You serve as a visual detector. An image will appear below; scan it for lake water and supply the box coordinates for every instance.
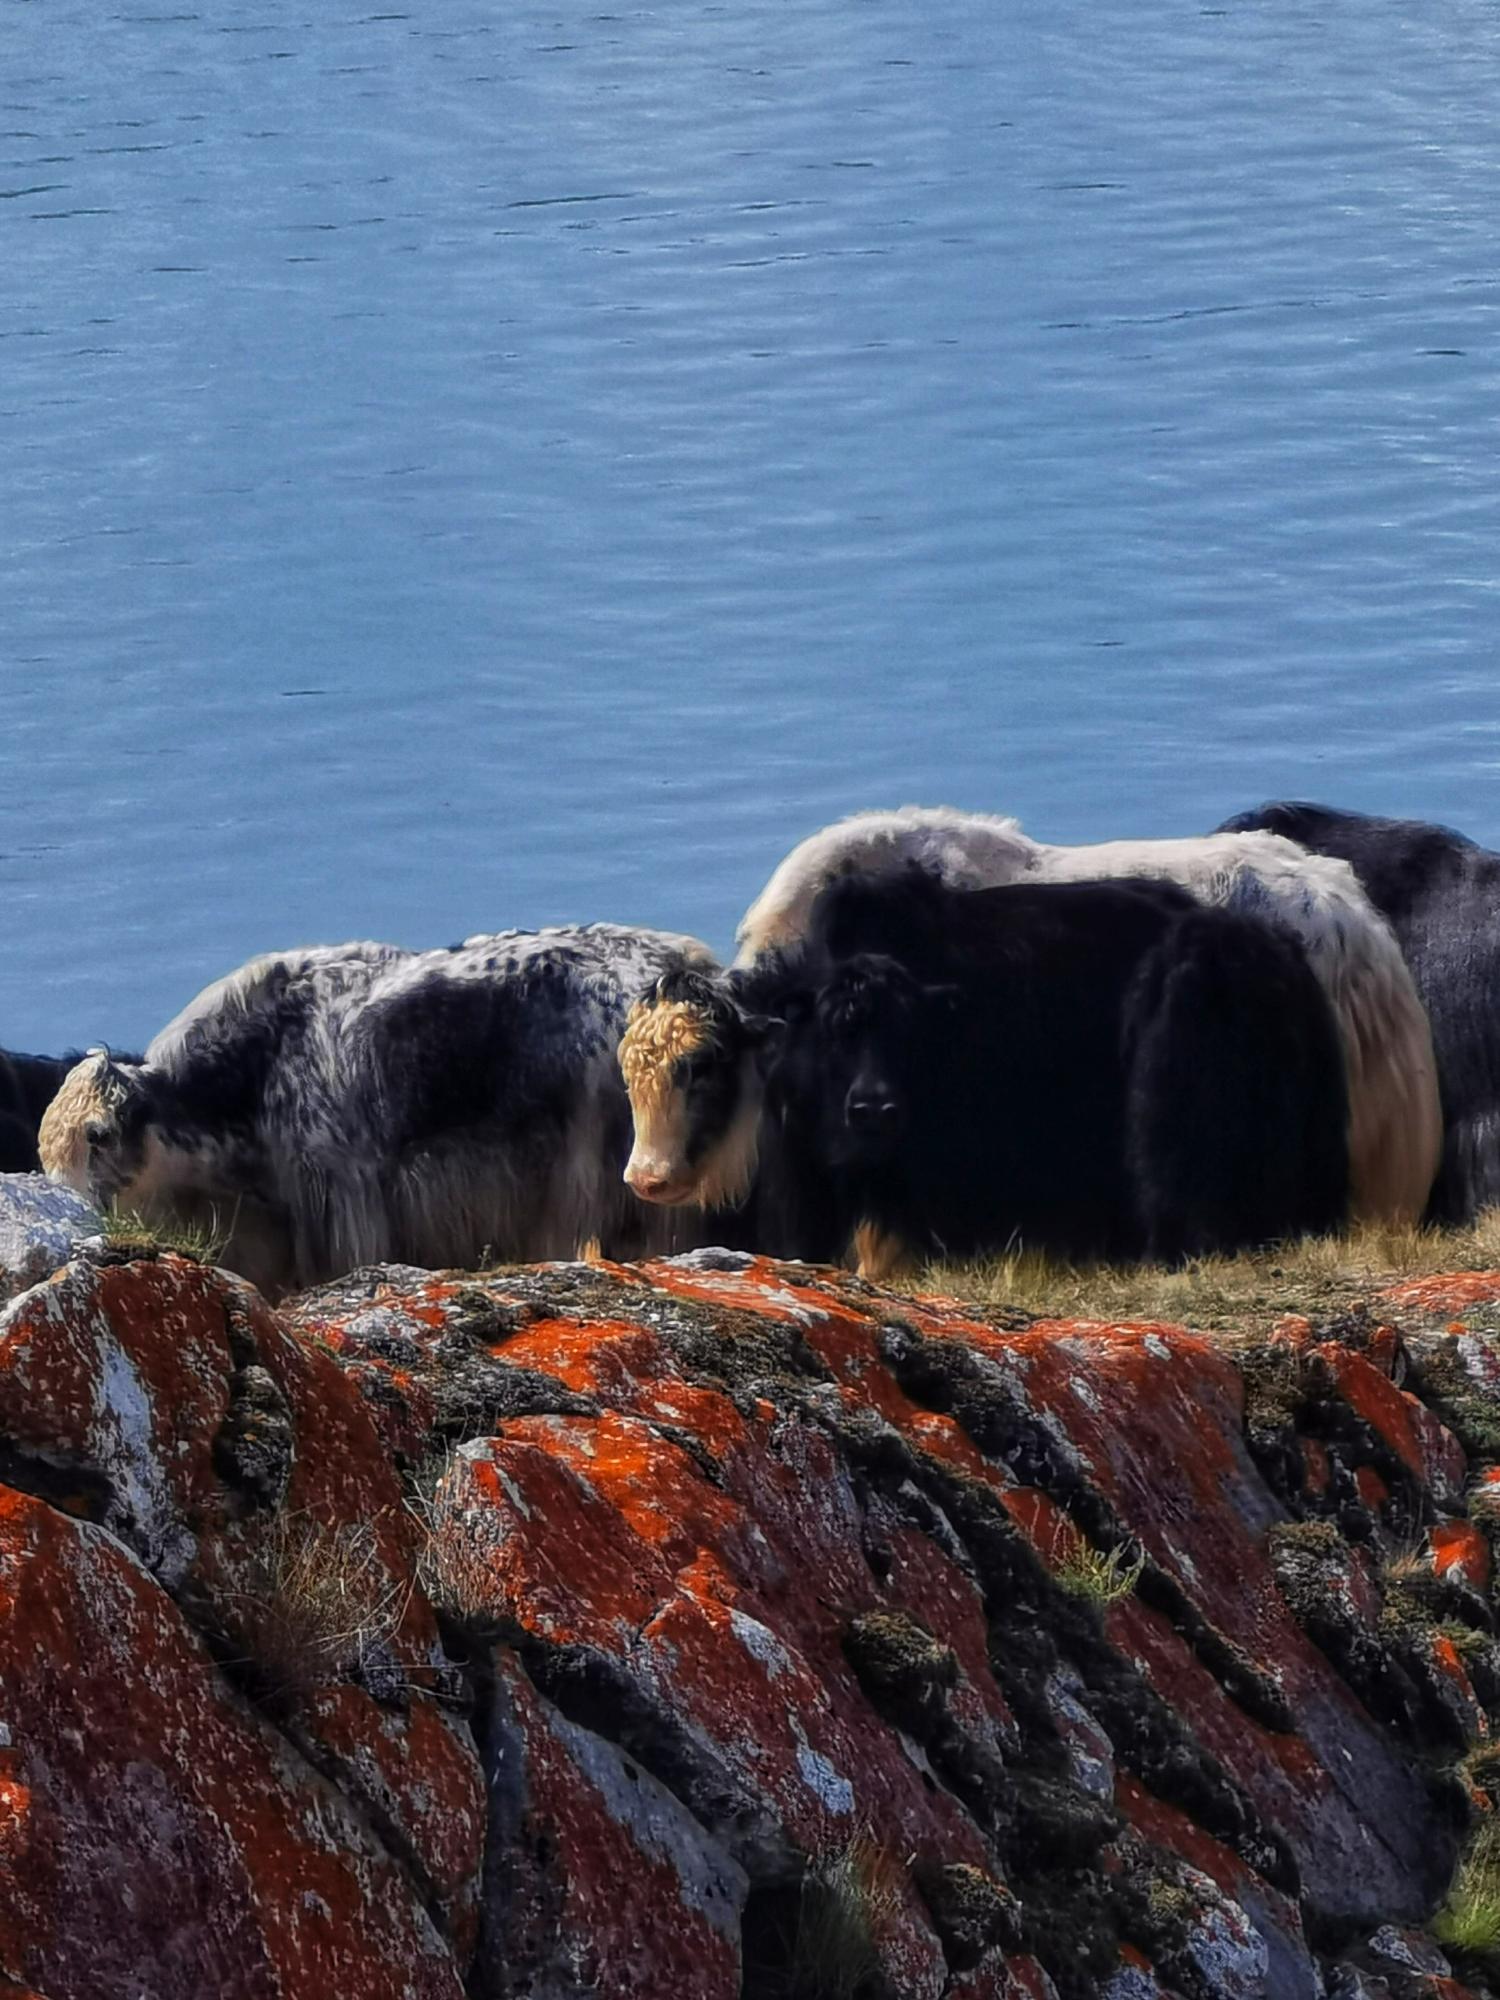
[6,0,1500,1052]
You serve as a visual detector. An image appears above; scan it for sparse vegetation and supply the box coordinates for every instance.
[1434,1822,1500,1966]
[1052,1537,1146,1608]
[102,1203,230,1267]
[407,1450,500,1630]
[219,1509,409,1702]
[919,1212,1500,1338]
[1383,1536,1438,1589]
[742,1835,901,2000]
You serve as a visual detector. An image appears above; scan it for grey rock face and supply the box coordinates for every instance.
[0,1172,103,1302]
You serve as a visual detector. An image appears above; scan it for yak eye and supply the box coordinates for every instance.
[84,1120,108,1147]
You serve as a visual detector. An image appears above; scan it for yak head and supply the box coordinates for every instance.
[805,955,959,1168]
[38,1048,156,1209]
[618,967,780,1210]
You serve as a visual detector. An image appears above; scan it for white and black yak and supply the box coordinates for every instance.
[40,924,720,1296]
[621,805,1441,1230]
[770,871,1350,1273]
[1219,799,1500,1223]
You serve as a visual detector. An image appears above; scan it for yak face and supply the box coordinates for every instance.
[618,968,778,1210]
[38,1049,154,1207]
[808,957,957,1169]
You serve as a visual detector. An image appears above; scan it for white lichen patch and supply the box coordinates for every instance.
[729,1606,794,1680]
[93,1334,196,1589]
[1178,1868,1269,2000]
[790,1720,855,1816]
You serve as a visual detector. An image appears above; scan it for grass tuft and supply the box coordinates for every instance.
[1053,1538,1146,1607]
[793,1837,899,2000]
[1383,1537,1437,1588]
[1434,1823,1500,1963]
[219,1510,409,1702]
[406,1451,501,1630]
[743,1834,900,2000]
[102,1203,230,1267]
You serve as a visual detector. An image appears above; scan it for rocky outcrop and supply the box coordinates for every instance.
[1,1192,1499,1998]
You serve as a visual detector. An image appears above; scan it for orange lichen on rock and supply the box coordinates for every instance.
[1,1222,1497,1998]
[1383,1271,1500,1315]
[0,1486,464,1998]
[1431,1518,1492,1590]
[1312,1340,1467,1502]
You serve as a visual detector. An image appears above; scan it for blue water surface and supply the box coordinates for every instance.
[5,0,1500,1049]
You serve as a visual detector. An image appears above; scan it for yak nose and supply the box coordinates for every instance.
[625,1162,677,1201]
[846,1093,900,1132]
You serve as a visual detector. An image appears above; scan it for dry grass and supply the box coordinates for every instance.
[407,1451,501,1630]
[220,1510,409,1701]
[917,1212,1500,1339]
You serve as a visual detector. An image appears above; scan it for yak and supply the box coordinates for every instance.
[41,924,720,1297]
[621,805,1439,1232]
[1219,799,1500,1223]
[0,1048,96,1172]
[775,871,1349,1274]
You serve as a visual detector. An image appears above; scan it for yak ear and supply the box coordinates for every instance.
[742,1013,788,1078]
[739,1012,786,1046]
[83,1045,127,1088]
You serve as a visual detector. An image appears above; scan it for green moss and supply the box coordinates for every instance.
[843,1611,958,1728]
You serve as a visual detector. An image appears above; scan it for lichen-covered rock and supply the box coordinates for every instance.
[0,1253,484,1988]
[4,1246,1500,1996]
[0,1488,463,1998]
[0,1175,100,1305]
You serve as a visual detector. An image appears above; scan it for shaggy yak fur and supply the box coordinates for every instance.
[39,925,719,1296]
[777,872,1350,1274]
[1219,799,1500,1223]
[622,806,1438,1234]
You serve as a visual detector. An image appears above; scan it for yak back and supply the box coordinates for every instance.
[1218,800,1495,929]
[814,864,1200,985]
[1122,895,1349,1257]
